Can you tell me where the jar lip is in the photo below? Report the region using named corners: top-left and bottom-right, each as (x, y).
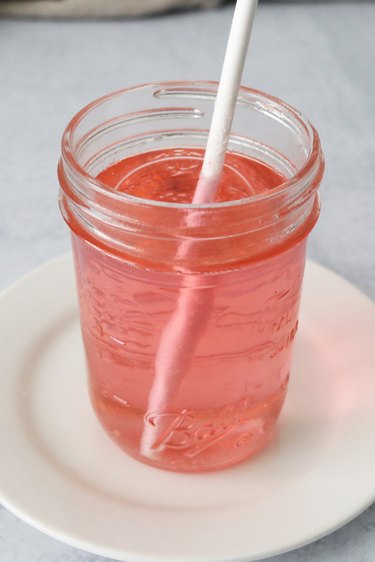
top-left (61, 80), bottom-right (323, 210)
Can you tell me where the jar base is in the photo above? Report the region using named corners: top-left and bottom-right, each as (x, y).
top-left (92, 400), bottom-right (279, 472)
top-left (110, 428), bottom-right (277, 473)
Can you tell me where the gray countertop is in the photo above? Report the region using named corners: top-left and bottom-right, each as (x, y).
top-left (1, 2), bottom-right (375, 561)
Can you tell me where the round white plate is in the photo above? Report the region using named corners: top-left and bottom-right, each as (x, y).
top-left (0, 255), bottom-right (375, 562)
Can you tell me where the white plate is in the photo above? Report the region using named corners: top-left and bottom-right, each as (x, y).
top-left (0, 255), bottom-right (374, 562)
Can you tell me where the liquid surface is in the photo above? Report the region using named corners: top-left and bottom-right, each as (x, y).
top-left (96, 148), bottom-right (285, 203)
top-left (73, 149), bottom-right (305, 472)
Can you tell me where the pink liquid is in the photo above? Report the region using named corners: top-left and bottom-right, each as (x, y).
top-left (72, 149), bottom-right (306, 471)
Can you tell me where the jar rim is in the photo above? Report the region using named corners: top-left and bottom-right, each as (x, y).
top-left (61, 80), bottom-right (323, 210)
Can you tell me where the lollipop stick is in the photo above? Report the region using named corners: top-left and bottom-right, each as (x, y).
top-left (140, 0), bottom-right (258, 459)
top-left (194, 0), bottom-right (258, 203)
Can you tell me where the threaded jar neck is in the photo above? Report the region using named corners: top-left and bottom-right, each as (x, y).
top-left (59, 82), bottom-right (324, 272)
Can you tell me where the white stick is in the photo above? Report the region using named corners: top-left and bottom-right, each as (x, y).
top-left (140, 0), bottom-right (258, 459)
top-left (193, 0), bottom-right (258, 204)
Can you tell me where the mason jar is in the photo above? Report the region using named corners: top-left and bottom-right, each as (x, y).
top-left (58, 81), bottom-right (324, 472)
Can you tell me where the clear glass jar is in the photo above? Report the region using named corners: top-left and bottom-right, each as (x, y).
top-left (58, 82), bottom-right (324, 472)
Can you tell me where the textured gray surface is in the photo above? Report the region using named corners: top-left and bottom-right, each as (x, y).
top-left (0, 2), bottom-right (375, 561)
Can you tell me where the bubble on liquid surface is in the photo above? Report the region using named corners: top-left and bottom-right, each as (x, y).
top-left (97, 148), bottom-right (285, 204)
top-left (114, 156), bottom-right (255, 203)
